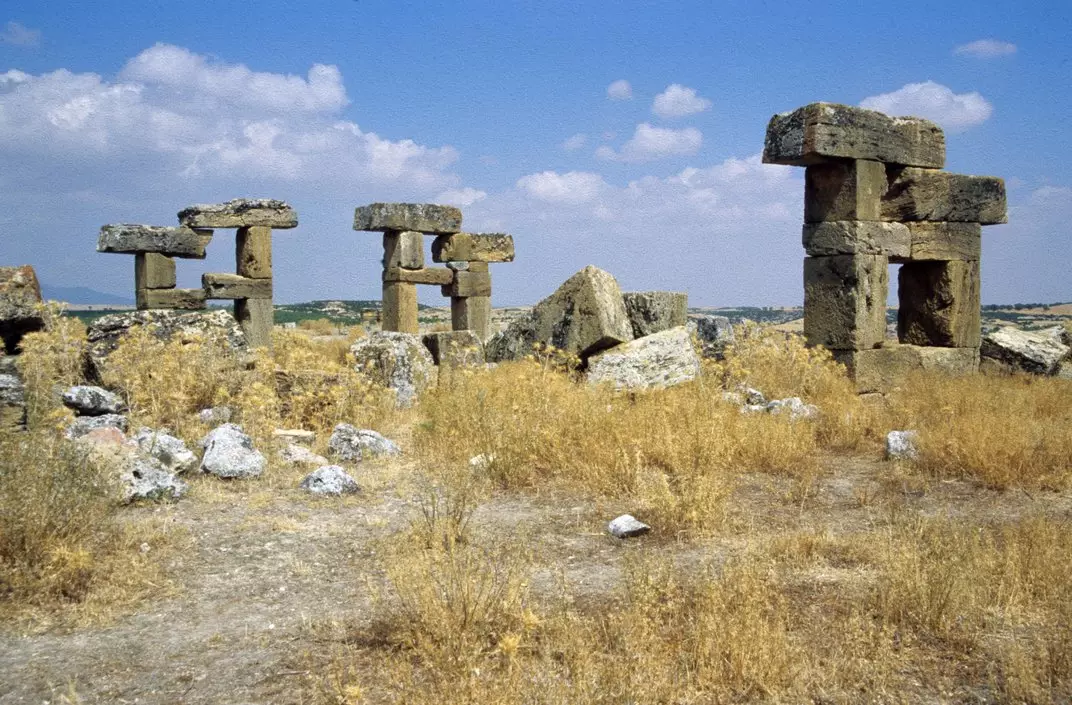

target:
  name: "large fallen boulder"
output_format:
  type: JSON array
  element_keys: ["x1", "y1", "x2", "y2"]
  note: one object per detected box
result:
[
  {"x1": 300, "y1": 465, "x2": 360, "y2": 496},
  {"x1": 487, "y1": 265, "x2": 633, "y2": 363},
  {"x1": 586, "y1": 327, "x2": 701, "y2": 391},
  {"x1": 622, "y1": 291, "x2": 687, "y2": 338},
  {"x1": 200, "y1": 423, "x2": 265, "y2": 479},
  {"x1": 0, "y1": 265, "x2": 45, "y2": 354},
  {"x1": 132, "y1": 427, "x2": 198, "y2": 474},
  {"x1": 350, "y1": 332, "x2": 436, "y2": 407},
  {"x1": 981, "y1": 326, "x2": 1070, "y2": 376}
]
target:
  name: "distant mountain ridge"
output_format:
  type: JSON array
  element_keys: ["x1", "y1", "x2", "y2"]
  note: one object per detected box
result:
[{"x1": 41, "y1": 283, "x2": 134, "y2": 305}]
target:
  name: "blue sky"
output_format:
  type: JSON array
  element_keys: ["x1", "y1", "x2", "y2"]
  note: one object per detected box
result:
[{"x1": 1, "y1": 0, "x2": 1069, "y2": 306}]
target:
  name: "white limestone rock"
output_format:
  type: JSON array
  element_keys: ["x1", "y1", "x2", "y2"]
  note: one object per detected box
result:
[
  {"x1": 586, "y1": 327, "x2": 700, "y2": 391},
  {"x1": 200, "y1": 423, "x2": 265, "y2": 479},
  {"x1": 300, "y1": 465, "x2": 360, "y2": 496},
  {"x1": 328, "y1": 423, "x2": 401, "y2": 461},
  {"x1": 608, "y1": 514, "x2": 651, "y2": 539}
]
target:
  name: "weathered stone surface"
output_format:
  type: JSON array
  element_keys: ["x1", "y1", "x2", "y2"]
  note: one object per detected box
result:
[
  {"x1": 608, "y1": 514, "x2": 651, "y2": 539},
  {"x1": 279, "y1": 444, "x2": 329, "y2": 466},
  {"x1": 328, "y1": 423, "x2": 401, "y2": 461},
  {"x1": 119, "y1": 455, "x2": 188, "y2": 503},
  {"x1": 803, "y1": 255, "x2": 888, "y2": 350},
  {"x1": 907, "y1": 222, "x2": 982, "y2": 261},
  {"x1": 0, "y1": 373, "x2": 26, "y2": 429},
  {"x1": 687, "y1": 315, "x2": 736, "y2": 360},
  {"x1": 898, "y1": 260, "x2": 981, "y2": 347},
  {"x1": 764, "y1": 397, "x2": 820, "y2": 420},
  {"x1": 134, "y1": 253, "x2": 176, "y2": 290},
  {"x1": 65, "y1": 413, "x2": 128, "y2": 440},
  {"x1": 179, "y1": 199, "x2": 297, "y2": 229},
  {"x1": 381, "y1": 281, "x2": 419, "y2": 334},
  {"x1": 980, "y1": 326, "x2": 1070, "y2": 376},
  {"x1": 200, "y1": 423, "x2": 265, "y2": 479},
  {"x1": 62, "y1": 385, "x2": 126, "y2": 416},
  {"x1": 452, "y1": 296, "x2": 493, "y2": 342},
  {"x1": 442, "y1": 271, "x2": 492, "y2": 298},
  {"x1": 236, "y1": 226, "x2": 273, "y2": 278},
  {"x1": 422, "y1": 330, "x2": 485, "y2": 367},
  {"x1": 886, "y1": 430, "x2": 920, "y2": 461},
  {"x1": 586, "y1": 327, "x2": 701, "y2": 391},
  {"x1": 446, "y1": 261, "x2": 470, "y2": 271},
  {"x1": 234, "y1": 298, "x2": 274, "y2": 349},
  {"x1": 383, "y1": 267, "x2": 453, "y2": 285},
  {"x1": 132, "y1": 427, "x2": 198, "y2": 474},
  {"x1": 350, "y1": 332, "x2": 436, "y2": 407},
  {"x1": 763, "y1": 102, "x2": 945, "y2": 168},
  {"x1": 384, "y1": 231, "x2": 425, "y2": 270},
  {"x1": 0, "y1": 265, "x2": 44, "y2": 354},
  {"x1": 802, "y1": 221, "x2": 911, "y2": 259},
  {"x1": 203, "y1": 273, "x2": 272, "y2": 300},
  {"x1": 528, "y1": 265, "x2": 633, "y2": 360},
  {"x1": 273, "y1": 428, "x2": 316, "y2": 445},
  {"x1": 485, "y1": 313, "x2": 537, "y2": 362},
  {"x1": 98, "y1": 225, "x2": 211, "y2": 258},
  {"x1": 833, "y1": 345, "x2": 980, "y2": 394},
  {"x1": 86, "y1": 309, "x2": 247, "y2": 381},
  {"x1": 622, "y1": 291, "x2": 688, "y2": 338},
  {"x1": 882, "y1": 168, "x2": 1007, "y2": 224},
  {"x1": 805, "y1": 159, "x2": 886, "y2": 222},
  {"x1": 353, "y1": 203, "x2": 462, "y2": 234},
  {"x1": 467, "y1": 262, "x2": 489, "y2": 273},
  {"x1": 431, "y1": 233, "x2": 515, "y2": 263},
  {"x1": 198, "y1": 406, "x2": 233, "y2": 426},
  {"x1": 301, "y1": 465, "x2": 360, "y2": 495},
  {"x1": 136, "y1": 288, "x2": 207, "y2": 310}
]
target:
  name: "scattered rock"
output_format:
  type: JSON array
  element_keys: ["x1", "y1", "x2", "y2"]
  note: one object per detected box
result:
[
  {"x1": 687, "y1": 315, "x2": 736, "y2": 360},
  {"x1": 608, "y1": 514, "x2": 651, "y2": 539},
  {"x1": 200, "y1": 423, "x2": 265, "y2": 479},
  {"x1": 66, "y1": 414, "x2": 128, "y2": 440},
  {"x1": 62, "y1": 385, "x2": 126, "y2": 416},
  {"x1": 279, "y1": 444, "x2": 329, "y2": 466},
  {"x1": 742, "y1": 387, "x2": 767, "y2": 406},
  {"x1": 131, "y1": 427, "x2": 197, "y2": 474},
  {"x1": 586, "y1": 327, "x2": 701, "y2": 391},
  {"x1": 273, "y1": 428, "x2": 316, "y2": 445},
  {"x1": 75, "y1": 426, "x2": 129, "y2": 448},
  {"x1": 328, "y1": 423, "x2": 401, "y2": 461},
  {"x1": 622, "y1": 291, "x2": 688, "y2": 338},
  {"x1": 0, "y1": 265, "x2": 45, "y2": 354},
  {"x1": 469, "y1": 453, "x2": 496, "y2": 471},
  {"x1": 120, "y1": 455, "x2": 188, "y2": 503},
  {"x1": 199, "y1": 406, "x2": 233, "y2": 426},
  {"x1": 886, "y1": 430, "x2": 920, "y2": 461},
  {"x1": 981, "y1": 326, "x2": 1070, "y2": 376},
  {"x1": 300, "y1": 465, "x2": 361, "y2": 495},
  {"x1": 765, "y1": 397, "x2": 820, "y2": 421},
  {"x1": 350, "y1": 332, "x2": 436, "y2": 407}
]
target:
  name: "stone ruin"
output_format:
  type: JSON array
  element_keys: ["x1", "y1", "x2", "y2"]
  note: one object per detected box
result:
[
  {"x1": 0, "y1": 265, "x2": 45, "y2": 429},
  {"x1": 763, "y1": 103, "x2": 1008, "y2": 393},
  {"x1": 97, "y1": 198, "x2": 297, "y2": 348},
  {"x1": 352, "y1": 202, "x2": 515, "y2": 342}
]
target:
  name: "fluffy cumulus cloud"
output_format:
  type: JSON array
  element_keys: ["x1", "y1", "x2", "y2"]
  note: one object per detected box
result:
[
  {"x1": 860, "y1": 81, "x2": 993, "y2": 133},
  {"x1": 953, "y1": 39, "x2": 1017, "y2": 59},
  {"x1": 436, "y1": 187, "x2": 487, "y2": 207},
  {"x1": 606, "y1": 79, "x2": 632, "y2": 101},
  {"x1": 596, "y1": 123, "x2": 702, "y2": 162},
  {"x1": 515, "y1": 171, "x2": 607, "y2": 205},
  {"x1": 652, "y1": 84, "x2": 711, "y2": 118},
  {"x1": 0, "y1": 21, "x2": 39, "y2": 47}
]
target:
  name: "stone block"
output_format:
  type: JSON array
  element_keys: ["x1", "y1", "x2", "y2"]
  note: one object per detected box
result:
[
  {"x1": 803, "y1": 255, "x2": 888, "y2": 350},
  {"x1": 804, "y1": 159, "x2": 886, "y2": 222},
  {"x1": 981, "y1": 326, "x2": 1070, "y2": 376},
  {"x1": 134, "y1": 253, "x2": 176, "y2": 290},
  {"x1": 203, "y1": 273, "x2": 272, "y2": 300},
  {"x1": 882, "y1": 168, "x2": 1007, "y2": 224},
  {"x1": 236, "y1": 226, "x2": 273, "y2": 278},
  {"x1": 622, "y1": 291, "x2": 688, "y2": 338},
  {"x1": 442, "y1": 271, "x2": 492, "y2": 298},
  {"x1": 451, "y1": 296, "x2": 492, "y2": 342},
  {"x1": 136, "y1": 288, "x2": 207, "y2": 310},
  {"x1": 382, "y1": 281, "x2": 419, "y2": 334},
  {"x1": 0, "y1": 265, "x2": 45, "y2": 354},
  {"x1": 898, "y1": 260, "x2": 980, "y2": 348},
  {"x1": 178, "y1": 199, "x2": 297, "y2": 229},
  {"x1": 530, "y1": 265, "x2": 634, "y2": 359},
  {"x1": 384, "y1": 230, "x2": 425, "y2": 270},
  {"x1": 98, "y1": 225, "x2": 212, "y2": 259},
  {"x1": 802, "y1": 221, "x2": 911, "y2": 259},
  {"x1": 833, "y1": 344, "x2": 979, "y2": 394},
  {"x1": 235, "y1": 298, "x2": 274, "y2": 348},
  {"x1": 763, "y1": 102, "x2": 945, "y2": 168},
  {"x1": 446, "y1": 261, "x2": 470, "y2": 271},
  {"x1": 383, "y1": 267, "x2": 453, "y2": 286},
  {"x1": 431, "y1": 233, "x2": 515, "y2": 263},
  {"x1": 353, "y1": 203, "x2": 462, "y2": 234},
  {"x1": 422, "y1": 330, "x2": 485, "y2": 368},
  {"x1": 907, "y1": 222, "x2": 982, "y2": 261},
  {"x1": 467, "y1": 261, "x2": 489, "y2": 273},
  {"x1": 586, "y1": 326, "x2": 701, "y2": 391}
]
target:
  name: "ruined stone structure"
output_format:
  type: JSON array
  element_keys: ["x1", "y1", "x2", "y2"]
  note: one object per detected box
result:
[
  {"x1": 0, "y1": 265, "x2": 45, "y2": 429},
  {"x1": 763, "y1": 103, "x2": 1007, "y2": 393},
  {"x1": 353, "y1": 203, "x2": 515, "y2": 341},
  {"x1": 97, "y1": 199, "x2": 297, "y2": 348}
]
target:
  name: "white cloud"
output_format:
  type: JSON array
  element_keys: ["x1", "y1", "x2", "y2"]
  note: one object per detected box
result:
[
  {"x1": 953, "y1": 39, "x2": 1017, "y2": 59},
  {"x1": 607, "y1": 79, "x2": 633, "y2": 101},
  {"x1": 596, "y1": 123, "x2": 702, "y2": 162},
  {"x1": 652, "y1": 84, "x2": 711, "y2": 118},
  {"x1": 515, "y1": 171, "x2": 607, "y2": 205},
  {"x1": 561, "y1": 133, "x2": 587, "y2": 151},
  {"x1": 0, "y1": 21, "x2": 39, "y2": 47},
  {"x1": 860, "y1": 81, "x2": 993, "y2": 133},
  {"x1": 436, "y1": 187, "x2": 487, "y2": 207}
]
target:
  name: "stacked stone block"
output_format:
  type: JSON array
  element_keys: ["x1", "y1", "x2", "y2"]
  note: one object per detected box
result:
[
  {"x1": 353, "y1": 203, "x2": 515, "y2": 341},
  {"x1": 763, "y1": 102, "x2": 1007, "y2": 392},
  {"x1": 97, "y1": 199, "x2": 297, "y2": 348}
]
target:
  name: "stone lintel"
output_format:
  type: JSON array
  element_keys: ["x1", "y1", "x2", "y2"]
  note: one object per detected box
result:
[
  {"x1": 136, "y1": 288, "x2": 207, "y2": 311},
  {"x1": 202, "y1": 273, "x2": 272, "y2": 300},
  {"x1": 179, "y1": 199, "x2": 297, "y2": 229},
  {"x1": 882, "y1": 168, "x2": 1007, "y2": 224},
  {"x1": 431, "y1": 233, "x2": 515, "y2": 263},
  {"x1": 354, "y1": 203, "x2": 462, "y2": 234},
  {"x1": 98, "y1": 225, "x2": 212, "y2": 259},
  {"x1": 803, "y1": 221, "x2": 911, "y2": 258},
  {"x1": 907, "y1": 222, "x2": 982, "y2": 261},
  {"x1": 383, "y1": 267, "x2": 453, "y2": 285}
]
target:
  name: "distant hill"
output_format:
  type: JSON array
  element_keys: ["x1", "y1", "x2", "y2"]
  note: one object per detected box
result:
[{"x1": 41, "y1": 283, "x2": 133, "y2": 306}]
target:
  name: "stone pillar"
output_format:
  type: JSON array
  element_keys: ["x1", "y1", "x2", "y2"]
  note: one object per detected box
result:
[{"x1": 382, "y1": 281, "x2": 419, "y2": 334}]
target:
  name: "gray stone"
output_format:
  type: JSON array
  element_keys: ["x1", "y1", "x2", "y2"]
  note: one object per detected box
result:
[
  {"x1": 199, "y1": 406, "x2": 233, "y2": 426},
  {"x1": 765, "y1": 397, "x2": 819, "y2": 421},
  {"x1": 178, "y1": 198, "x2": 297, "y2": 229},
  {"x1": 300, "y1": 465, "x2": 360, "y2": 496},
  {"x1": 65, "y1": 414, "x2": 128, "y2": 440},
  {"x1": 907, "y1": 222, "x2": 982, "y2": 261},
  {"x1": 833, "y1": 345, "x2": 980, "y2": 394},
  {"x1": 131, "y1": 427, "x2": 197, "y2": 474},
  {"x1": 350, "y1": 332, "x2": 436, "y2": 407},
  {"x1": 431, "y1": 233, "x2": 515, "y2": 263},
  {"x1": 120, "y1": 455, "x2": 188, "y2": 503},
  {"x1": 804, "y1": 159, "x2": 886, "y2": 222},
  {"x1": 279, "y1": 444, "x2": 330, "y2": 466},
  {"x1": 328, "y1": 423, "x2": 401, "y2": 461},
  {"x1": 62, "y1": 385, "x2": 126, "y2": 416},
  {"x1": 586, "y1": 327, "x2": 700, "y2": 391},
  {"x1": 273, "y1": 428, "x2": 316, "y2": 445},
  {"x1": 885, "y1": 430, "x2": 920, "y2": 461},
  {"x1": 422, "y1": 330, "x2": 485, "y2": 367},
  {"x1": 446, "y1": 261, "x2": 470, "y2": 271},
  {"x1": 980, "y1": 326, "x2": 1070, "y2": 376},
  {"x1": 384, "y1": 231, "x2": 425, "y2": 270},
  {"x1": 485, "y1": 313, "x2": 539, "y2": 363},
  {"x1": 898, "y1": 260, "x2": 981, "y2": 348},
  {"x1": 0, "y1": 265, "x2": 45, "y2": 354},
  {"x1": 802, "y1": 221, "x2": 911, "y2": 259},
  {"x1": 0, "y1": 373, "x2": 26, "y2": 429},
  {"x1": 742, "y1": 387, "x2": 767, "y2": 406},
  {"x1": 97, "y1": 224, "x2": 211, "y2": 258},
  {"x1": 803, "y1": 254, "x2": 888, "y2": 351},
  {"x1": 136, "y1": 288, "x2": 208, "y2": 311},
  {"x1": 199, "y1": 423, "x2": 265, "y2": 479},
  {"x1": 353, "y1": 203, "x2": 462, "y2": 234},
  {"x1": 607, "y1": 514, "x2": 651, "y2": 539},
  {"x1": 763, "y1": 102, "x2": 945, "y2": 168},
  {"x1": 622, "y1": 291, "x2": 688, "y2": 338},
  {"x1": 687, "y1": 315, "x2": 735, "y2": 360},
  {"x1": 202, "y1": 273, "x2": 272, "y2": 300},
  {"x1": 882, "y1": 168, "x2": 1007, "y2": 224}
]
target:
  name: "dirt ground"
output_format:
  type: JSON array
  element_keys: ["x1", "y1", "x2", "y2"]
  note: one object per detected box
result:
[{"x1": 2, "y1": 452, "x2": 1070, "y2": 704}]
